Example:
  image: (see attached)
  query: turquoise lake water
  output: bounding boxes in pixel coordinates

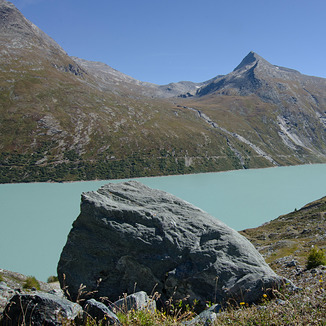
[1,164,326,281]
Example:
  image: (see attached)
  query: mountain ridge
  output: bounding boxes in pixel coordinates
[1,0,326,183]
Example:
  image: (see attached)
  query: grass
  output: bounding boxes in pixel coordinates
[82,278,326,325]
[23,276,40,290]
[240,195,326,267]
[47,275,59,283]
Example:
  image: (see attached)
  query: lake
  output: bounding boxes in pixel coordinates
[1,164,326,281]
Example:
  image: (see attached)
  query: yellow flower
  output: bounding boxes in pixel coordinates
[263,294,267,298]
[240,302,245,305]
[319,279,323,282]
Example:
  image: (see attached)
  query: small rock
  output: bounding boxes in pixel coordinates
[84,299,120,325]
[184,304,222,326]
[111,291,156,313]
[286,260,298,267]
[257,305,267,310]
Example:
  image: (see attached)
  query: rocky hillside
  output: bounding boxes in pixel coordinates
[241,195,326,269]
[1,0,326,183]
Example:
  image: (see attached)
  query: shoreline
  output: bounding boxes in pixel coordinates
[0,162,321,186]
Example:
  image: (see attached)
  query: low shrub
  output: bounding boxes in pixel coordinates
[47,275,59,283]
[23,275,40,290]
[306,246,326,269]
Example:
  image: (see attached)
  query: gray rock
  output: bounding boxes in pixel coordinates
[84,299,120,325]
[184,304,222,326]
[48,288,65,298]
[1,292,83,326]
[57,181,284,308]
[286,260,298,267]
[0,282,10,291]
[111,291,156,313]
[0,282,15,314]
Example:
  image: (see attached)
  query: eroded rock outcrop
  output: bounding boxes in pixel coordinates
[57,181,284,307]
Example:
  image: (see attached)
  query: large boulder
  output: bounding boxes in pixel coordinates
[57,181,283,307]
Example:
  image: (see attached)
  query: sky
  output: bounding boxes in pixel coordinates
[8,0,326,85]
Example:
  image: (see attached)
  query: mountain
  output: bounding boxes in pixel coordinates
[184,51,326,166]
[72,57,208,98]
[1,0,326,183]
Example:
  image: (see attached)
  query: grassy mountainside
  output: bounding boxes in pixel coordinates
[1,1,326,183]
[0,1,251,182]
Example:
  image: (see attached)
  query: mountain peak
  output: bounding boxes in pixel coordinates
[0,0,66,55]
[0,0,15,8]
[233,51,267,71]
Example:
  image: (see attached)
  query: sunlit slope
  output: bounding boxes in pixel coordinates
[1,1,326,182]
[178,52,326,167]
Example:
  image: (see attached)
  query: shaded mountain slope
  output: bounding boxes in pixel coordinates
[1,0,326,183]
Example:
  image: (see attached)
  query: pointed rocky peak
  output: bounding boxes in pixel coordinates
[233,51,272,72]
[0,0,22,29]
[0,0,34,33]
[196,52,277,97]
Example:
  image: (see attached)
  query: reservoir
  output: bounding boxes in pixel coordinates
[1,164,326,281]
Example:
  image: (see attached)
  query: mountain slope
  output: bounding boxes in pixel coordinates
[179,51,326,166]
[0,0,250,182]
[1,0,326,183]
[72,57,207,98]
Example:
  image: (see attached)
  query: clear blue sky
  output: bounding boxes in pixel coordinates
[9,0,326,85]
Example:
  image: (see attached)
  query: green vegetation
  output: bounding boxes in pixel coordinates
[47,275,59,283]
[23,276,40,290]
[241,195,326,266]
[76,281,326,325]
[0,151,240,183]
[306,246,326,269]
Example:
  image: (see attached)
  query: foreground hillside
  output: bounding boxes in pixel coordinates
[1,0,326,183]
[241,195,326,267]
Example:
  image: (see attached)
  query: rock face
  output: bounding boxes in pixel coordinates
[57,181,283,307]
